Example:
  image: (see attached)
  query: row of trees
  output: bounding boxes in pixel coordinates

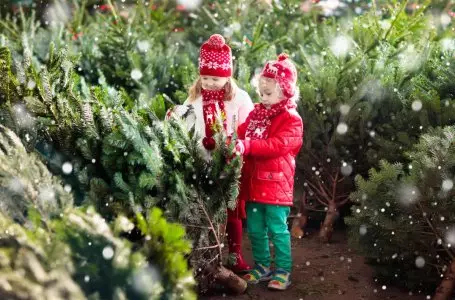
[0,0,453,298]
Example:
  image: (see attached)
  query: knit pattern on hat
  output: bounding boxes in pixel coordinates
[261,53,297,98]
[199,34,232,77]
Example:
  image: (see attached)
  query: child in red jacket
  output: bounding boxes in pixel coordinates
[235,53,303,290]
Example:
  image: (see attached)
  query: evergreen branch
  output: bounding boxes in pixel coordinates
[106,0,119,21]
[340,0,409,76]
[383,0,409,41]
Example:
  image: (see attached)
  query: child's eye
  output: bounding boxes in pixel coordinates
[212,78,219,82]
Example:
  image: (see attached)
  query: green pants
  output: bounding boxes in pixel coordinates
[246,202,292,272]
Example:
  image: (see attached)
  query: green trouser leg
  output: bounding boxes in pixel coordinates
[246,202,292,272]
[266,204,292,272]
[246,202,270,268]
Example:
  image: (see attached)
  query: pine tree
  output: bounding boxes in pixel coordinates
[345,126,455,298]
[0,124,196,299]
[72,1,198,106]
[0,35,246,293]
[291,1,455,241]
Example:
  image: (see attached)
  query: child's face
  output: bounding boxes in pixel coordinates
[201,76,229,90]
[258,76,283,108]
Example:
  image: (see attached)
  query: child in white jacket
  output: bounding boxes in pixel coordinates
[166,34,254,274]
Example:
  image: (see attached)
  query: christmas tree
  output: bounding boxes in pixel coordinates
[291,0,455,241]
[0,124,196,299]
[0,20,246,292]
[346,126,455,298]
[1,0,454,296]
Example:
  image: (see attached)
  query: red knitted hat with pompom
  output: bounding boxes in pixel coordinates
[199,34,232,77]
[261,53,297,98]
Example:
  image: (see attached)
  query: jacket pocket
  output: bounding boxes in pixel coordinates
[257,171,285,181]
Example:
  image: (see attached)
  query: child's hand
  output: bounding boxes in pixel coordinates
[235,140,250,156]
[235,140,244,155]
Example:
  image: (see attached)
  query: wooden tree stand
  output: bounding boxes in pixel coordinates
[211,265,247,294]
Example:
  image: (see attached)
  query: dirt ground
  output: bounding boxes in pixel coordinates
[201,229,428,300]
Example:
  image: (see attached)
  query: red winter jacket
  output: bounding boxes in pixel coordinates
[237,107,303,207]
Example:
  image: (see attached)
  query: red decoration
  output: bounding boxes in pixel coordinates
[72,32,83,41]
[99,4,112,12]
[202,137,216,150]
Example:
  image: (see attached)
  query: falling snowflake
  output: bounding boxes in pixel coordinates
[442,179,453,191]
[397,184,420,206]
[102,246,114,260]
[136,40,150,53]
[336,122,348,135]
[399,45,422,72]
[440,38,455,52]
[62,162,73,174]
[132,266,162,295]
[415,256,425,268]
[340,162,353,176]
[339,104,350,115]
[359,225,367,235]
[445,228,455,245]
[64,184,72,192]
[131,69,143,81]
[44,1,72,27]
[411,100,423,111]
[176,0,202,11]
[330,35,350,58]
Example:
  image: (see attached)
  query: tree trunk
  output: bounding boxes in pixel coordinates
[318,200,338,243]
[291,193,308,239]
[433,258,455,300]
[212,265,247,294]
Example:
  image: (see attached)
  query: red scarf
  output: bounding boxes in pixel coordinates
[246,99,295,139]
[201,89,227,150]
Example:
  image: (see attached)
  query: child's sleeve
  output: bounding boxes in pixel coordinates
[237,116,249,139]
[248,114,303,158]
